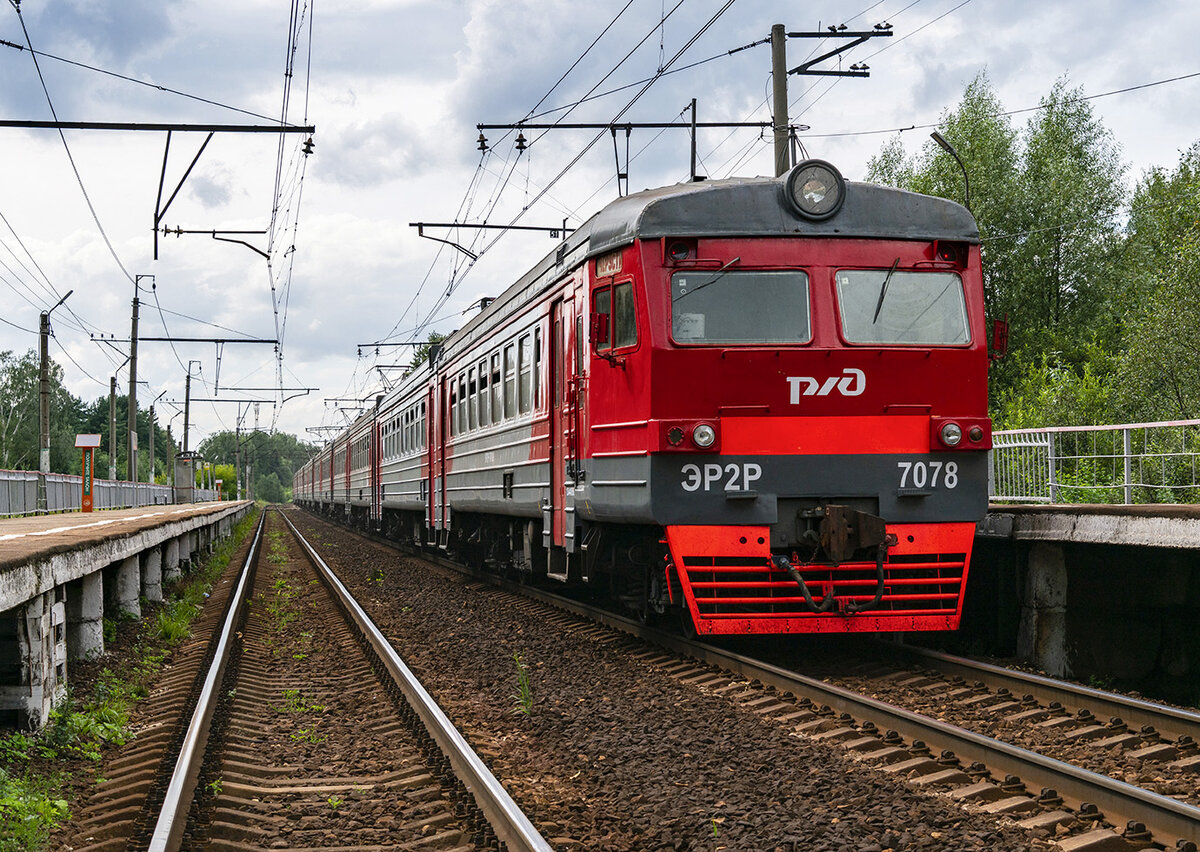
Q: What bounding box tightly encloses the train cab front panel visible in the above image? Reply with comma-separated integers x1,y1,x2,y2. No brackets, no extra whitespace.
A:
585,161,991,635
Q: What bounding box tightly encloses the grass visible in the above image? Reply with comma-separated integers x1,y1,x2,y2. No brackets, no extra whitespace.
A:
0,770,68,852
0,508,261,849
275,689,326,715
510,652,533,717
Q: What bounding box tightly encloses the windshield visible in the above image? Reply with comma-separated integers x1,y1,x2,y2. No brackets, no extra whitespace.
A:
671,270,811,345
836,269,970,345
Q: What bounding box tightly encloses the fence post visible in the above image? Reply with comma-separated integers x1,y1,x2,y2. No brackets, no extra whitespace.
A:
1123,428,1132,504
1047,432,1058,503
987,448,995,500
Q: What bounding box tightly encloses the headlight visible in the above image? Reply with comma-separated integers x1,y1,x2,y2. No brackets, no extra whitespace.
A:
940,422,963,447
784,160,846,221
692,423,716,448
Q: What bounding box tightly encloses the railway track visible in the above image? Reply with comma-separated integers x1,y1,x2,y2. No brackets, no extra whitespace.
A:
318,511,1200,852
64,508,550,851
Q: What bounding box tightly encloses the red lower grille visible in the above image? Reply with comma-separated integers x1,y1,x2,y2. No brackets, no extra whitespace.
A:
665,523,976,635
680,554,965,615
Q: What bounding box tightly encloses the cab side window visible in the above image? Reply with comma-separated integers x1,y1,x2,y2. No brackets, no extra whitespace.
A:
592,281,636,353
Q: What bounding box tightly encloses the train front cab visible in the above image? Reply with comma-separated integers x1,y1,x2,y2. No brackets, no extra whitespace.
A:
587,163,991,636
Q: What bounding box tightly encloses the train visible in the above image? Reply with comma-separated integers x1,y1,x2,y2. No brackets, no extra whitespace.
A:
294,159,992,636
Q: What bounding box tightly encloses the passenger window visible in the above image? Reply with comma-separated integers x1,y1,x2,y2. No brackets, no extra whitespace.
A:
504,344,516,418
533,327,541,408
458,375,467,434
449,385,458,436
519,334,532,413
477,359,489,427
468,368,477,430
490,353,502,423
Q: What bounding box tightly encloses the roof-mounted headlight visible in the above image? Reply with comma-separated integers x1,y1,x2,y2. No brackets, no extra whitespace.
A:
784,159,846,221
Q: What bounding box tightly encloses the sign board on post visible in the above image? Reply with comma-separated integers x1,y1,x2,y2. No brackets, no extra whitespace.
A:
75,434,102,512
214,479,223,501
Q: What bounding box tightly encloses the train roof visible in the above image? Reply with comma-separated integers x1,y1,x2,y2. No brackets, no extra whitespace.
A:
583,174,979,257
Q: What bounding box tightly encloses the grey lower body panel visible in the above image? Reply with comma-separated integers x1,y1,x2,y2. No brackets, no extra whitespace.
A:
576,452,987,526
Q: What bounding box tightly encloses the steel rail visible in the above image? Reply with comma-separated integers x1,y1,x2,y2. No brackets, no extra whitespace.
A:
280,512,553,852
481,577,1200,849
147,510,265,851
883,641,1200,743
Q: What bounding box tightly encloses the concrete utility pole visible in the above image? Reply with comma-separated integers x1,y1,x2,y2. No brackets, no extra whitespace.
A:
235,424,242,500
37,291,73,513
148,405,156,485
127,280,145,483
771,23,790,177
108,377,117,480
183,369,192,454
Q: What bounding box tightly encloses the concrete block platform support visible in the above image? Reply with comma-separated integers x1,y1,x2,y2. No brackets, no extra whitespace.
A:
0,501,253,728
142,546,163,604
1016,542,1069,677
164,537,181,583
109,555,141,620
0,591,66,728
65,573,104,661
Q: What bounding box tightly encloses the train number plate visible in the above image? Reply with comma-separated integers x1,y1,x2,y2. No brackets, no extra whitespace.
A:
680,462,762,493
897,460,959,490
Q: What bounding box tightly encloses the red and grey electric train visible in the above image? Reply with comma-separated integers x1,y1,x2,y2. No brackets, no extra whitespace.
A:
294,159,991,636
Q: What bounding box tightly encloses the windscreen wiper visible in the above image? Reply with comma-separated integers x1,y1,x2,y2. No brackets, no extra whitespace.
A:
872,257,901,324
673,256,741,301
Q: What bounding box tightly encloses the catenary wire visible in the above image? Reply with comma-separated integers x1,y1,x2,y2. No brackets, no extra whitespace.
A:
418,0,740,333
9,3,135,285
0,37,287,124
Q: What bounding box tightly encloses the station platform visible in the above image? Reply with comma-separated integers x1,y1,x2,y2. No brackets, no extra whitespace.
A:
971,503,1200,691
981,502,1200,548
0,501,254,727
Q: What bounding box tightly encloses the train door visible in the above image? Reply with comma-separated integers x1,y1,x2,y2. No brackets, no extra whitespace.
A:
424,385,436,544
547,300,565,549
371,417,381,525
432,376,447,539
546,297,578,567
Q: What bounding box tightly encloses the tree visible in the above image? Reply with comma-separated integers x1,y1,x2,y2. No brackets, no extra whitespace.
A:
79,392,176,482
197,429,317,497
408,331,448,372
255,471,284,503
1007,77,1126,361
0,349,86,473
1115,143,1200,420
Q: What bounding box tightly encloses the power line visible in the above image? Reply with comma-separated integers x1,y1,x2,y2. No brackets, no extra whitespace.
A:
426,0,739,327
799,70,1200,140
9,5,135,284
0,313,36,334
0,37,282,122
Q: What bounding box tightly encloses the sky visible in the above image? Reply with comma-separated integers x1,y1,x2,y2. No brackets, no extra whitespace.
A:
0,0,1197,457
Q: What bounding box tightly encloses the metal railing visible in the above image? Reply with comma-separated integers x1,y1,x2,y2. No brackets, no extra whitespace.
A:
989,419,1200,504
0,469,217,516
